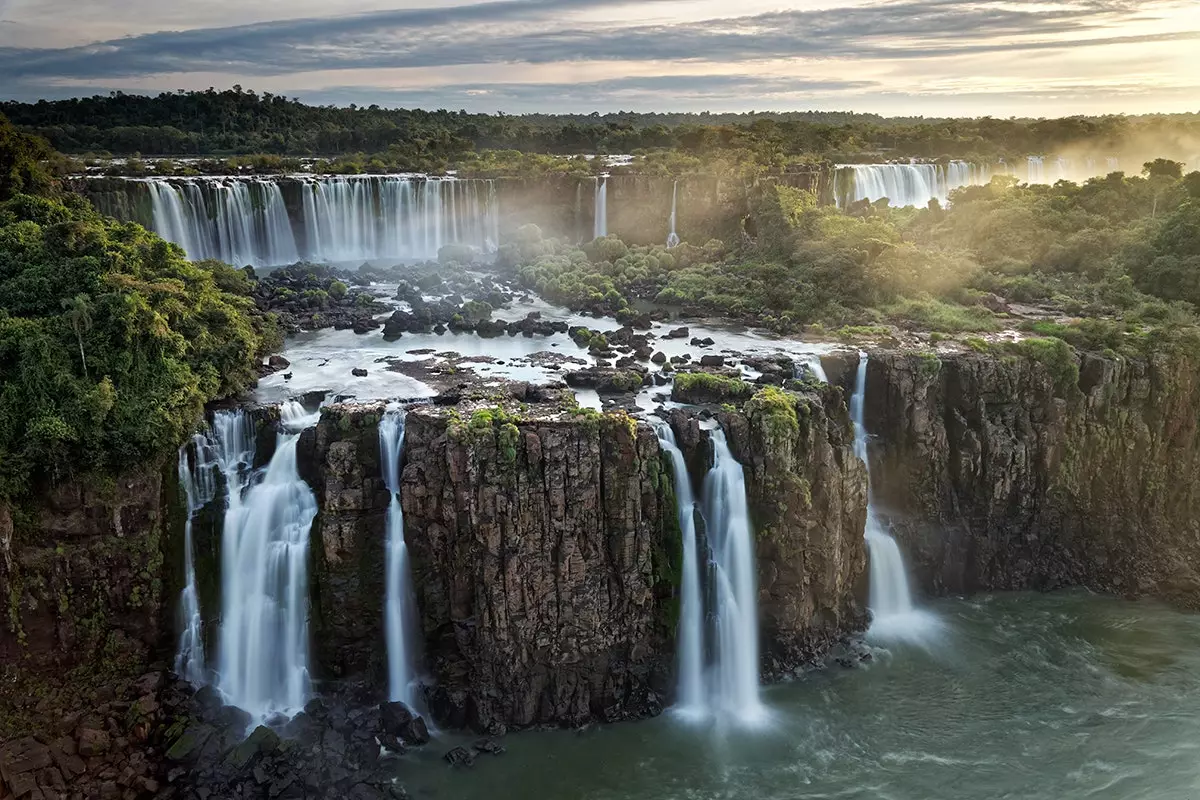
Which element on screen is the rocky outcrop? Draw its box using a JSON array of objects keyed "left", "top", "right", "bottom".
[
  {"left": 863, "top": 351, "right": 1200, "bottom": 607},
  {"left": 668, "top": 383, "right": 869, "bottom": 680},
  {"left": 399, "top": 406, "right": 675, "bottom": 732},
  {"left": 0, "top": 470, "right": 168, "bottom": 681},
  {"left": 305, "top": 405, "right": 390, "bottom": 682}
]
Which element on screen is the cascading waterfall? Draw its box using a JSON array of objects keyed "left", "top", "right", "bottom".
[
  {"left": 175, "top": 433, "right": 219, "bottom": 685},
  {"left": 666, "top": 181, "right": 681, "bottom": 248},
  {"left": 849, "top": 354, "right": 937, "bottom": 642},
  {"left": 379, "top": 407, "right": 423, "bottom": 709},
  {"left": 835, "top": 162, "right": 987, "bottom": 208},
  {"left": 702, "top": 429, "right": 764, "bottom": 723},
  {"left": 216, "top": 401, "right": 319, "bottom": 720},
  {"left": 593, "top": 176, "right": 608, "bottom": 239},
  {"left": 1027, "top": 156, "right": 1047, "bottom": 184},
  {"left": 653, "top": 423, "right": 703, "bottom": 716},
  {"left": 142, "top": 176, "right": 498, "bottom": 267}
]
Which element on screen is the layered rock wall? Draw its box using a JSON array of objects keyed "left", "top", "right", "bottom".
[
  {"left": 398, "top": 408, "right": 675, "bottom": 732},
  {"left": 863, "top": 351, "right": 1200, "bottom": 607}
]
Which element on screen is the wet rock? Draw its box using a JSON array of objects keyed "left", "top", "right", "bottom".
[
  {"left": 352, "top": 368, "right": 369, "bottom": 377},
  {"left": 689, "top": 336, "right": 715, "bottom": 348},
  {"left": 379, "top": 703, "right": 430, "bottom": 746},
  {"left": 77, "top": 728, "right": 111, "bottom": 757},
  {"left": 0, "top": 736, "right": 52, "bottom": 779},
  {"left": 443, "top": 747, "right": 475, "bottom": 768},
  {"left": 268, "top": 355, "right": 291, "bottom": 371},
  {"left": 471, "top": 738, "right": 506, "bottom": 756},
  {"left": 665, "top": 327, "right": 689, "bottom": 339},
  {"left": 651, "top": 351, "right": 667, "bottom": 364},
  {"left": 224, "top": 726, "right": 281, "bottom": 770},
  {"left": 699, "top": 355, "right": 725, "bottom": 367}
]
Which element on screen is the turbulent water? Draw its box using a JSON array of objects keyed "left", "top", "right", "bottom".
[
  {"left": 379, "top": 406, "right": 423, "bottom": 709},
  {"left": 216, "top": 402, "right": 319, "bottom": 720},
  {"left": 701, "top": 429, "right": 765, "bottom": 723},
  {"left": 403, "top": 592, "right": 1200, "bottom": 799},
  {"left": 140, "top": 176, "right": 499, "bottom": 267},
  {"left": 653, "top": 423, "right": 704, "bottom": 715}
]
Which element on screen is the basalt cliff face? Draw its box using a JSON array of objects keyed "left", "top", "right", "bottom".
[
  {"left": 397, "top": 408, "right": 674, "bottom": 732},
  {"left": 0, "top": 471, "right": 169, "bottom": 676},
  {"left": 667, "top": 384, "right": 869, "bottom": 681},
  {"left": 857, "top": 351, "right": 1200, "bottom": 608}
]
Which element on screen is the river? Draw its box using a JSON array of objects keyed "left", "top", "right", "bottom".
[{"left": 402, "top": 591, "right": 1200, "bottom": 799}]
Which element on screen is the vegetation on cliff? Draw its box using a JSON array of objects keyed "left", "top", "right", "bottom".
[
  {"left": 503, "top": 164, "right": 1200, "bottom": 356},
  {"left": 0, "top": 116, "right": 279, "bottom": 501}
]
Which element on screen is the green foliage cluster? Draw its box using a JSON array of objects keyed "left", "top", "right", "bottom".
[
  {"left": 672, "top": 373, "right": 756, "bottom": 404},
  {"left": 1008, "top": 337, "right": 1080, "bottom": 397},
  {"left": 744, "top": 387, "right": 801, "bottom": 447},
  {"left": 449, "top": 406, "right": 523, "bottom": 462},
  {"left": 0, "top": 120, "right": 276, "bottom": 499}
]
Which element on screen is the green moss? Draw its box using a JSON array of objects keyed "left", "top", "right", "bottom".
[
  {"left": 916, "top": 350, "right": 942, "bottom": 377},
  {"left": 1009, "top": 337, "right": 1080, "bottom": 397},
  {"left": 744, "top": 386, "right": 800, "bottom": 446},
  {"left": 672, "top": 372, "right": 756, "bottom": 403}
]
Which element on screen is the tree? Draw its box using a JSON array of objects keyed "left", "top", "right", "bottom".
[
  {"left": 62, "top": 293, "right": 93, "bottom": 378},
  {"left": 1144, "top": 159, "right": 1185, "bottom": 180}
]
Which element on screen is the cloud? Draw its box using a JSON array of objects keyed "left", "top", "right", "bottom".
[{"left": 0, "top": 0, "right": 1197, "bottom": 113}]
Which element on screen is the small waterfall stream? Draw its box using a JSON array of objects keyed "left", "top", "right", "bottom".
[
  {"left": 379, "top": 407, "right": 423, "bottom": 709},
  {"left": 849, "top": 354, "right": 938, "bottom": 642},
  {"left": 666, "top": 181, "right": 680, "bottom": 248},
  {"left": 702, "top": 429, "right": 764, "bottom": 723},
  {"left": 653, "top": 424, "right": 704, "bottom": 716},
  {"left": 175, "top": 433, "right": 218, "bottom": 685},
  {"left": 593, "top": 176, "right": 608, "bottom": 239},
  {"left": 216, "top": 401, "right": 319, "bottom": 720}
]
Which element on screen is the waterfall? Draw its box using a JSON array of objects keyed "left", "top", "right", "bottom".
[
  {"left": 593, "top": 176, "right": 608, "bottom": 239},
  {"left": 702, "top": 429, "right": 764, "bottom": 723},
  {"left": 666, "top": 181, "right": 681, "bottom": 248},
  {"left": 175, "top": 433, "right": 219, "bottom": 685},
  {"left": 653, "top": 423, "right": 704, "bottom": 716},
  {"left": 379, "top": 407, "right": 423, "bottom": 709},
  {"left": 849, "top": 354, "right": 938, "bottom": 643},
  {"left": 216, "top": 401, "right": 318, "bottom": 720},
  {"left": 141, "top": 176, "right": 497, "bottom": 267},
  {"left": 1106, "top": 157, "right": 1120, "bottom": 173},
  {"left": 1027, "top": 156, "right": 1046, "bottom": 184},
  {"left": 835, "top": 162, "right": 985, "bottom": 208}
]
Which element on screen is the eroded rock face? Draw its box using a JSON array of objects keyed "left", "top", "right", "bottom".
[
  {"left": 679, "top": 384, "right": 868, "bottom": 680},
  {"left": 400, "top": 408, "right": 675, "bottom": 732},
  {"left": 864, "top": 351, "right": 1200, "bottom": 607},
  {"left": 307, "top": 404, "right": 390, "bottom": 682},
  {"left": 0, "top": 470, "right": 166, "bottom": 672}
]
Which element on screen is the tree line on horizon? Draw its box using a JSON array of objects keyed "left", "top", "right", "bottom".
[{"left": 3, "top": 87, "right": 1199, "bottom": 167}]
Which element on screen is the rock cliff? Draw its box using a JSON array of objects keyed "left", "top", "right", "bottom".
[
  {"left": 398, "top": 406, "right": 675, "bottom": 732},
  {"left": 860, "top": 350, "right": 1200, "bottom": 607}
]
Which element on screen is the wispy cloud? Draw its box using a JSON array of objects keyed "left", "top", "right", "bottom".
[{"left": 1, "top": 0, "right": 1197, "bottom": 113}]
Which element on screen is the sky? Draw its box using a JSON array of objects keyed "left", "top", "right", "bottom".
[{"left": 1, "top": 0, "right": 1198, "bottom": 115}]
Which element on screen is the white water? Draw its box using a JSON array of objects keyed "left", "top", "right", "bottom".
[
  {"left": 653, "top": 423, "right": 704, "bottom": 716},
  {"left": 594, "top": 176, "right": 608, "bottom": 239},
  {"left": 849, "top": 354, "right": 939, "bottom": 643},
  {"left": 175, "top": 433, "right": 219, "bottom": 685},
  {"left": 666, "top": 181, "right": 681, "bottom": 248},
  {"left": 836, "top": 162, "right": 989, "bottom": 208},
  {"left": 379, "top": 406, "right": 423, "bottom": 709},
  {"left": 143, "top": 176, "right": 499, "bottom": 267},
  {"left": 701, "top": 429, "right": 765, "bottom": 724},
  {"left": 216, "top": 401, "right": 319, "bottom": 720}
]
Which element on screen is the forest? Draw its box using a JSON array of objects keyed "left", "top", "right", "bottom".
[
  {"left": 0, "top": 115, "right": 277, "bottom": 502},
  {"left": 4, "top": 88, "right": 1200, "bottom": 171}
]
